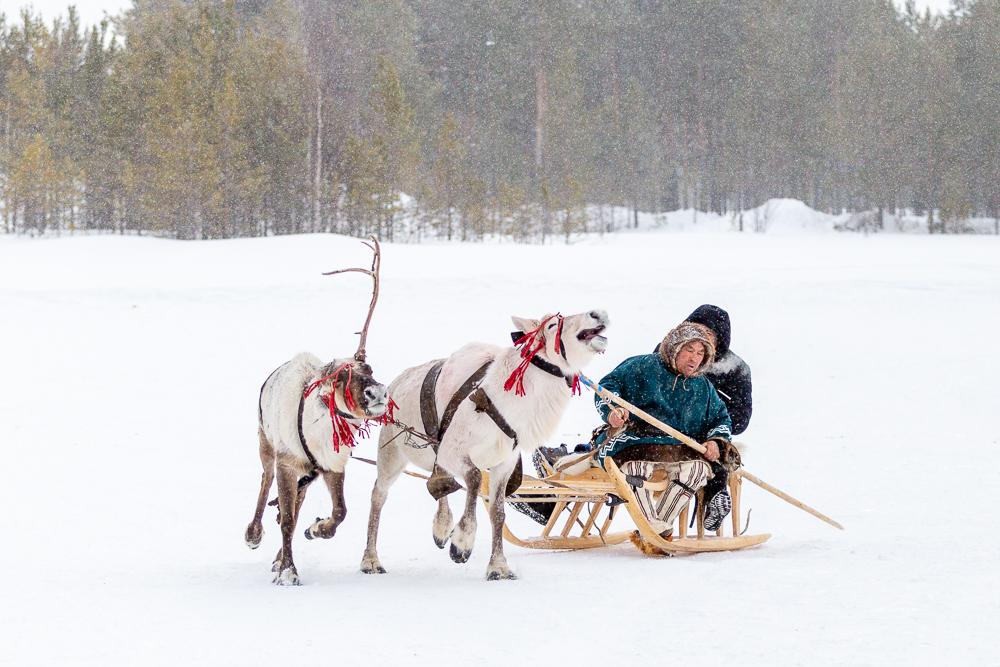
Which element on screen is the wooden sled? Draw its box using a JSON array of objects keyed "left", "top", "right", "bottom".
[
  {"left": 483, "top": 456, "right": 770, "bottom": 556},
  {"left": 484, "top": 467, "right": 633, "bottom": 550}
]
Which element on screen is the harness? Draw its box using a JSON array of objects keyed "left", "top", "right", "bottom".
[
  {"left": 293, "top": 360, "right": 399, "bottom": 487},
  {"left": 417, "top": 360, "right": 525, "bottom": 500},
  {"left": 469, "top": 387, "right": 518, "bottom": 448},
  {"left": 417, "top": 346, "right": 582, "bottom": 452},
  {"left": 296, "top": 391, "right": 321, "bottom": 488},
  {"left": 413, "top": 317, "right": 586, "bottom": 455},
  {"left": 294, "top": 383, "right": 367, "bottom": 488},
  {"left": 418, "top": 359, "right": 493, "bottom": 450},
  {"left": 525, "top": 351, "right": 577, "bottom": 390}
]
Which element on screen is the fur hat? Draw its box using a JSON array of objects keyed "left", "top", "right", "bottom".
[
  {"left": 659, "top": 321, "right": 717, "bottom": 376},
  {"left": 686, "top": 304, "right": 731, "bottom": 357}
]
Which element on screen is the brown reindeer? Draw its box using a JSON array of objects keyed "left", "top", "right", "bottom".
[{"left": 245, "top": 238, "right": 391, "bottom": 585}]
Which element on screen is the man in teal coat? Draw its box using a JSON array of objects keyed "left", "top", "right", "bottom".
[{"left": 594, "top": 320, "right": 732, "bottom": 552}]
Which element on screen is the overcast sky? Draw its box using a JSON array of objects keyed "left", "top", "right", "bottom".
[
  {"left": 12, "top": 0, "right": 959, "bottom": 31},
  {"left": 11, "top": 1, "right": 132, "bottom": 28}
]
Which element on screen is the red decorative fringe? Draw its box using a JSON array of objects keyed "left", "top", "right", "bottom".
[
  {"left": 571, "top": 375, "right": 581, "bottom": 396},
  {"left": 376, "top": 397, "right": 399, "bottom": 426},
  {"left": 504, "top": 314, "right": 559, "bottom": 397},
  {"left": 304, "top": 364, "right": 398, "bottom": 454},
  {"left": 304, "top": 362, "right": 357, "bottom": 453}
]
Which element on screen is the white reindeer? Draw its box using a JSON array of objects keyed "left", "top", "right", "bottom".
[{"left": 361, "top": 309, "right": 609, "bottom": 580}]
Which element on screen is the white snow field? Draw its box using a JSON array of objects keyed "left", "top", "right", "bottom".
[{"left": 1, "top": 230, "right": 998, "bottom": 666}]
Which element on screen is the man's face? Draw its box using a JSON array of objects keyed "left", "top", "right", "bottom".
[{"left": 675, "top": 341, "right": 706, "bottom": 378}]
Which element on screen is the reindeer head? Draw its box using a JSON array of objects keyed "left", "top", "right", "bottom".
[
  {"left": 510, "top": 309, "right": 609, "bottom": 373},
  {"left": 314, "top": 359, "right": 390, "bottom": 420}
]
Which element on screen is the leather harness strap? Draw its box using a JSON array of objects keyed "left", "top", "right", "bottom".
[
  {"left": 468, "top": 385, "right": 523, "bottom": 496},
  {"left": 294, "top": 383, "right": 361, "bottom": 486},
  {"left": 297, "top": 390, "right": 321, "bottom": 488},
  {"left": 417, "top": 359, "right": 527, "bottom": 499},
  {"left": 529, "top": 355, "right": 575, "bottom": 388},
  {"left": 510, "top": 330, "right": 575, "bottom": 387},
  {"left": 418, "top": 359, "right": 493, "bottom": 452},
  {"left": 438, "top": 361, "right": 492, "bottom": 440},
  {"left": 419, "top": 360, "right": 446, "bottom": 440},
  {"left": 469, "top": 387, "right": 518, "bottom": 447}
]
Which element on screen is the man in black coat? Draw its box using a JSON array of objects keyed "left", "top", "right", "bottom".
[{"left": 658, "top": 305, "right": 753, "bottom": 530}]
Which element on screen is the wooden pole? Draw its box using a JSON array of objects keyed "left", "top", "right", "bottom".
[
  {"left": 578, "top": 374, "right": 844, "bottom": 531},
  {"left": 580, "top": 374, "right": 707, "bottom": 453},
  {"left": 735, "top": 469, "right": 844, "bottom": 530},
  {"left": 352, "top": 456, "right": 434, "bottom": 483}
]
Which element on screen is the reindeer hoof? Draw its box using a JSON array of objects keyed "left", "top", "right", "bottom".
[
  {"left": 433, "top": 530, "right": 452, "bottom": 549},
  {"left": 272, "top": 567, "right": 300, "bottom": 586},
  {"left": 306, "top": 518, "right": 337, "bottom": 540},
  {"left": 245, "top": 524, "right": 263, "bottom": 549},
  {"left": 360, "top": 553, "right": 386, "bottom": 574},
  {"left": 449, "top": 543, "right": 471, "bottom": 564},
  {"left": 486, "top": 569, "right": 518, "bottom": 581}
]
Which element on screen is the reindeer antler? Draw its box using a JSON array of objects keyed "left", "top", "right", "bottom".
[{"left": 323, "top": 236, "right": 381, "bottom": 362}]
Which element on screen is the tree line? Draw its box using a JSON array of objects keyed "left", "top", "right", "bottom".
[{"left": 1, "top": 0, "right": 997, "bottom": 240}]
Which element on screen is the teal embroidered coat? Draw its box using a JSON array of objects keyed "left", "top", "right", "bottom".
[{"left": 593, "top": 354, "right": 732, "bottom": 463}]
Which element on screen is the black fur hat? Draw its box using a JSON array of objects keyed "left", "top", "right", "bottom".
[{"left": 685, "top": 304, "right": 731, "bottom": 357}]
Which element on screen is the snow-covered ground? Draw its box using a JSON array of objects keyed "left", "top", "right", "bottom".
[{"left": 2, "top": 231, "right": 998, "bottom": 666}]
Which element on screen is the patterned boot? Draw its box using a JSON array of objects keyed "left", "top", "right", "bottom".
[{"left": 703, "top": 488, "right": 732, "bottom": 532}]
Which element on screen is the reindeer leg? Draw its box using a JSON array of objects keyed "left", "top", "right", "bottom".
[
  {"left": 361, "top": 428, "right": 408, "bottom": 574},
  {"left": 486, "top": 456, "right": 518, "bottom": 581},
  {"left": 304, "top": 471, "right": 346, "bottom": 540},
  {"left": 449, "top": 464, "right": 481, "bottom": 564},
  {"left": 272, "top": 472, "right": 314, "bottom": 571},
  {"left": 272, "top": 457, "right": 302, "bottom": 586},
  {"left": 432, "top": 495, "right": 454, "bottom": 549},
  {"left": 245, "top": 428, "right": 274, "bottom": 550}
]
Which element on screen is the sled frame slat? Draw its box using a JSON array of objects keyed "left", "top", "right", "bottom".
[{"left": 560, "top": 501, "right": 586, "bottom": 538}]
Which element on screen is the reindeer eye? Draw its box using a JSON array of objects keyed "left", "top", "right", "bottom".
[{"left": 547, "top": 323, "right": 557, "bottom": 330}]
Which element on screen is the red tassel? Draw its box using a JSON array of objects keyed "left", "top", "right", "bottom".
[
  {"left": 504, "top": 314, "right": 559, "bottom": 397},
  {"left": 571, "top": 375, "right": 581, "bottom": 396},
  {"left": 304, "top": 362, "right": 359, "bottom": 453},
  {"left": 331, "top": 410, "right": 355, "bottom": 453},
  {"left": 376, "top": 397, "right": 399, "bottom": 425},
  {"left": 342, "top": 365, "right": 357, "bottom": 412}
]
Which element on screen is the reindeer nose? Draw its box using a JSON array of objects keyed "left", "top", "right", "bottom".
[
  {"left": 365, "top": 385, "right": 387, "bottom": 403},
  {"left": 589, "top": 310, "right": 608, "bottom": 323}
]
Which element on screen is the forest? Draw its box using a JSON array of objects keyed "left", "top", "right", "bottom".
[{"left": 1, "top": 0, "right": 997, "bottom": 240}]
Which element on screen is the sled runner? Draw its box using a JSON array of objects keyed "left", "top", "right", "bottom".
[{"left": 482, "top": 454, "right": 770, "bottom": 555}]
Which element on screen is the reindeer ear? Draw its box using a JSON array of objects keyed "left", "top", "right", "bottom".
[{"left": 511, "top": 316, "right": 541, "bottom": 332}]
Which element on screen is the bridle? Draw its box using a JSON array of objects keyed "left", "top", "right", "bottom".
[{"left": 503, "top": 314, "right": 580, "bottom": 397}]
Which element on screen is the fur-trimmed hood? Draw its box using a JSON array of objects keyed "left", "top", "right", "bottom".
[{"left": 658, "top": 321, "right": 717, "bottom": 376}]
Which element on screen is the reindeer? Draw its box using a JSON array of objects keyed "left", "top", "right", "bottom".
[
  {"left": 361, "top": 310, "right": 609, "bottom": 580},
  {"left": 245, "top": 238, "right": 391, "bottom": 586}
]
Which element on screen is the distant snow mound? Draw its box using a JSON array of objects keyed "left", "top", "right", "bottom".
[
  {"left": 746, "top": 198, "right": 838, "bottom": 234},
  {"left": 584, "top": 198, "right": 841, "bottom": 236}
]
